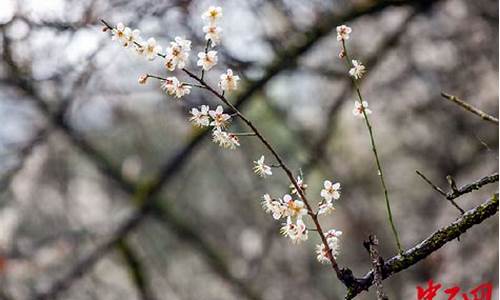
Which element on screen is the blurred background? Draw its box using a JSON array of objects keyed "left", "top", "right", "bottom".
[{"left": 0, "top": 0, "right": 498, "bottom": 299}]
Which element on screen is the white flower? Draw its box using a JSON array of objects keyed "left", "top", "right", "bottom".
[
  {"left": 290, "top": 176, "right": 308, "bottom": 195},
  {"left": 318, "top": 201, "right": 335, "bottom": 215},
  {"left": 189, "top": 105, "right": 210, "bottom": 127},
  {"left": 352, "top": 101, "right": 372, "bottom": 118},
  {"left": 123, "top": 27, "right": 140, "bottom": 47},
  {"left": 325, "top": 229, "right": 343, "bottom": 239},
  {"left": 165, "top": 37, "right": 191, "bottom": 71},
  {"left": 349, "top": 59, "right": 366, "bottom": 79},
  {"left": 138, "top": 37, "right": 162, "bottom": 60},
  {"left": 253, "top": 155, "right": 272, "bottom": 177},
  {"left": 209, "top": 105, "right": 231, "bottom": 129},
  {"left": 316, "top": 230, "right": 342, "bottom": 264},
  {"left": 280, "top": 217, "right": 308, "bottom": 244},
  {"left": 161, "top": 77, "right": 191, "bottom": 98},
  {"left": 202, "top": 6, "right": 222, "bottom": 24},
  {"left": 173, "top": 36, "right": 192, "bottom": 51},
  {"left": 212, "top": 129, "right": 239, "bottom": 149},
  {"left": 262, "top": 194, "right": 285, "bottom": 220},
  {"left": 203, "top": 24, "right": 222, "bottom": 46},
  {"left": 175, "top": 84, "right": 192, "bottom": 98},
  {"left": 316, "top": 243, "right": 331, "bottom": 264},
  {"left": 111, "top": 22, "right": 127, "bottom": 43},
  {"left": 336, "top": 25, "right": 352, "bottom": 41},
  {"left": 328, "top": 236, "right": 340, "bottom": 258},
  {"left": 138, "top": 74, "right": 148, "bottom": 85},
  {"left": 282, "top": 194, "right": 308, "bottom": 219},
  {"left": 197, "top": 51, "right": 218, "bottom": 71},
  {"left": 320, "top": 180, "right": 341, "bottom": 202},
  {"left": 219, "top": 69, "right": 240, "bottom": 92}
]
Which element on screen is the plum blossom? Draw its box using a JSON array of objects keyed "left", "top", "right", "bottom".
[
  {"left": 262, "top": 194, "right": 285, "bottom": 220},
  {"left": 209, "top": 105, "right": 231, "bottom": 128},
  {"left": 318, "top": 201, "right": 335, "bottom": 216},
  {"left": 165, "top": 37, "right": 191, "bottom": 71},
  {"left": 349, "top": 59, "right": 366, "bottom": 79},
  {"left": 336, "top": 25, "right": 352, "bottom": 41},
  {"left": 161, "top": 77, "right": 191, "bottom": 98},
  {"left": 203, "top": 24, "right": 222, "bottom": 46},
  {"left": 212, "top": 129, "right": 239, "bottom": 149},
  {"left": 352, "top": 101, "right": 372, "bottom": 118},
  {"left": 219, "top": 69, "right": 240, "bottom": 92},
  {"left": 138, "top": 38, "right": 162, "bottom": 60},
  {"left": 253, "top": 155, "right": 272, "bottom": 177},
  {"left": 189, "top": 105, "right": 210, "bottom": 127},
  {"left": 202, "top": 6, "right": 222, "bottom": 24},
  {"left": 197, "top": 50, "right": 218, "bottom": 71},
  {"left": 290, "top": 175, "right": 308, "bottom": 195},
  {"left": 316, "top": 229, "right": 342, "bottom": 264},
  {"left": 282, "top": 194, "right": 308, "bottom": 219},
  {"left": 111, "top": 23, "right": 127, "bottom": 43},
  {"left": 280, "top": 217, "right": 308, "bottom": 244},
  {"left": 123, "top": 27, "right": 140, "bottom": 47},
  {"left": 320, "top": 180, "right": 341, "bottom": 202},
  {"left": 325, "top": 229, "right": 343, "bottom": 239},
  {"left": 138, "top": 74, "right": 148, "bottom": 85}
]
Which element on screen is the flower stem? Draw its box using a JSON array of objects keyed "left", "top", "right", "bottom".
[
  {"left": 341, "top": 40, "right": 403, "bottom": 254},
  {"left": 181, "top": 67, "right": 345, "bottom": 279}
]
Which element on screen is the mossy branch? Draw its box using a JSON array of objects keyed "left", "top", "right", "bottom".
[{"left": 345, "top": 193, "right": 498, "bottom": 299}]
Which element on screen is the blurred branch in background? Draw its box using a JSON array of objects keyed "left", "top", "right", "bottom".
[{"left": 118, "top": 239, "right": 156, "bottom": 300}]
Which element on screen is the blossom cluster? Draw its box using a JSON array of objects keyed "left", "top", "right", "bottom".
[
  {"left": 336, "top": 25, "right": 372, "bottom": 119},
  {"left": 108, "top": 6, "right": 239, "bottom": 101},
  {"left": 189, "top": 104, "right": 240, "bottom": 149},
  {"left": 262, "top": 193, "right": 308, "bottom": 244},
  {"left": 110, "top": 22, "right": 161, "bottom": 60},
  {"left": 261, "top": 176, "right": 343, "bottom": 260},
  {"left": 105, "top": 7, "right": 348, "bottom": 266}
]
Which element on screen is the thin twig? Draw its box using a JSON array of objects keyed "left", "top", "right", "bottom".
[
  {"left": 146, "top": 74, "right": 166, "bottom": 81},
  {"left": 441, "top": 92, "right": 499, "bottom": 125},
  {"left": 415, "top": 170, "right": 465, "bottom": 214},
  {"left": 363, "top": 235, "right": 388, "bottom": 300},
  {"left": 446, "top": 173, "right": 499, "bottom": 200},
  {"left": 341, "top": 40, "right": 403, "bottom": 253}
]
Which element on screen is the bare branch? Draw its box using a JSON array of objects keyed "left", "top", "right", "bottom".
[
  {"left": 363, "top": 235, "right": 388, "bottom": 300},
  {"left": 446, "top": 173, "right": 499, "bottom": 200},
  {"left": 441, "top": 92, "right": 499, "bottom": 125},
  {"left": 415, "top": 170, "right": 465, "bottom": 213}
]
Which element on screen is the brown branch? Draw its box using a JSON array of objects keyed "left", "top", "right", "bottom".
[
  {"left": 345, "top": 193, "right": 499, "bottom": 299},
  {"left": 363, "top": 235, "right": 388, "bottom": 300},
  {"left": 441, "top": 92, "right": 499, "bottom": 125}
]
